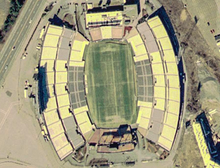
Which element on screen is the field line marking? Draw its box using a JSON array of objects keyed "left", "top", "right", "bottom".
[{"left": 111, "top": 50, "right": 118, "bottom": 116}]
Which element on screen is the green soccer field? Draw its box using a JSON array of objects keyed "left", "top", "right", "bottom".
[{"left": 85, "top": 40, "right": 137, "bottom": 128}]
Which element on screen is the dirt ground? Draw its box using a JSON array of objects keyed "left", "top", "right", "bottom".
[
  {"left": 173, "top": 128, "right": 204, "bottom": 168},
  {"left": 0, "top": 0, "right": 10, "bottom": 29}
]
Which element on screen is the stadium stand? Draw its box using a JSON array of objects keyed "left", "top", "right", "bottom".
[
  {"left": 100, "top": 26, "right": 112, "bottom": 39},
  {"left": 69, "top": 32, "right": 89, "bottom": 62},
  {"left": 68, "top": 66, "right": 87, "bottom": 109},
  {"left": 147, "top": 16, "right": 180, "bottom": 151},
  {"left": 89, "top": 27, "right": 102, "bottom": 41},
  {"left": 73, "top": 106, "right": 94, "bottom": 140},
  {"left": 128, "top": 15, "right": 180, "bottom": 151},
  {"left": 126, "top": 27, "right": 149, "bottom": 62},
  {"left": 112, "top": 26, "right": 124, "bottom": 39},
  {"left": 40, "top": 25, "right": 86, "bottom": 160},
  {"left": 66, "top": 32, "right": 94, "bottom": 141},
  {"left": 89, "top": 26, "right": 124, "bottom": 41},
  {"left": 68, "top": 32, "right": 88, "bottom": 110},
  {"left": 126, "top": 27, "right": 153, "bottom": 138}
]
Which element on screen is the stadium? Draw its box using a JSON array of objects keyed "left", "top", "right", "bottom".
[{"left": 38, "top": 0, "right": 184, "bottom": 165}]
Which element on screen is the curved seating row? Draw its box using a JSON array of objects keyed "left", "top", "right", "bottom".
[
  {"left": 40, "top": 25, "right": 84, "bottom": 160},
  {"left": 126, "top": 27, "right": 149, "bottom": 62},
  {"left": 125, "top": 27, "right": 154, "bottom": 139},
  {"left": 147, "top": 16, "right": 180, "bottom": 151},
  {"left": 67, "top": 32, "right": 94, "bottom": 140},
  {"left": 68, "top": 66, "right": 87, "bottom": 109},
  {"left": 128, "top": 16, "right": 180, "bottom": 151},
  {"left": 89, "top": 26, "right": 124, "bottom": 41}
]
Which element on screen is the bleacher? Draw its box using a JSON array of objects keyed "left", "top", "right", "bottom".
[
  {"left": 67, "top": 32, "right": 94, "bottom": 140},
  {"left": 89, "top": 26, "right": 124, "bottom": 41},
  {"left": 147, "top": 16, "right": 180, "bottom": 151},
  {"left": 126, "top": 27, "right": 154, "bottom": 138},
  {"left": 126, "top": 27, "right": 149, "bottom": 62},
  {"left": 73, "top": 106, "right": 94, "bottom": 140},
  {"left": 40, "top": 25, "right": 85, "bottom": 160},
  {"left": 127, "top": 15, "right": 180, "bottom": 151}
]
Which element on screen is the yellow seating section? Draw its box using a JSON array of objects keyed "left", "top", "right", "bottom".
[
  {"left": 73, "top": 106, "right": 93, "bottom": 137},
  {"left": 134, "top": 54, "right": 149, "bottom": 62},
  {"left": 56, "top": 71, "right": 67, "bottom": 84},
  {"left": 137, "top": 101, "right": 152, "bottom": 108},
  {"left": 47, "top": 25, "right": 63, "bottom": 35},
  {"left": 46, "top": 72, "right": 54, "bottom": 85},
  {"left": 57, "top": 143, "right": 73, "bottom": 160},
  {"left": 59, "top": 106, "right": 72, "bottom": 119},
  {"left": 169, "top": 88, "right": 180, "bottom": 102},
  {"left": 56, "top": 60, "right": 66, "bottom": 72},
  {"left": 47, "top": 84, "right": 54, "bottom": 98},
  {"left": 158, "top": 38, "right": 172, "bottom": 50},
  {"left": 126, "top": 28, "right": 149, "bottom": 62},
  {"left": 157, "top": 136, "right": 172, "bottom": 151},
  {"left": 57, "top": 94, "right": 69, "bottom": 108},
  {"left": 163, "top": 112, "right": 178, "bottom": 128},
  {"left": 40, "top": 60, "right": 54, "bottom": 72},
  {"left": 154, "top": 75, "right": 165, "bottom": 87},
  {"left": 70, "top": 33, "right": 89, "bottom": 62},
  {"left": 41, "top": 47, "right": 57, "bottom": 60},
  {"left": 138, "top": 117, "right": 150, "bottom": 130},
  {"left": 135, "top": 44, "right": 148, "bottom": 56},
  {"left": 52, "top": 133, "right": 69, "bottom": 151},
  {"left": 44, "top": 110, "right": 59, "bottom": 126},
  {"left": 75, "top": 111, "right": 93, "bottom": 136},
  {"left": 163, "top": 50, "right": 176, "bottom": 62},
  {"left": 154, "top": 86, "right": 165, "bottom": 99},
  {"left": 154, "top": 98, "right": 165, "bottom": 111},
  {"left": 151, "top": 51, "right": 162, "bottom": 63},
  {"left": 147, "top": 17, "right": 161, "bottom": 28},
  {"left": 51, "top": 133, "right": 73, "bottom": 160},
  {"left": 55, "top": 83, "right": 67, "bottom": 96},
  {"left": 168, "top": 101, "right": 180, "bottom": 115},
  {"left": 158, "top": 125, "right": 176, "bottom": 149},
  {"left": 44, "top": 34, "right": 59, "bottom": 47},
  {"left": 69, "top": 61, "right": 85, "bottom": 67},
  {"left": 134, "top": 16, "right": 181, "bottom": 151},
  {"left": 74, "top": 106, "right": 89, "bottom": 115},
  {"left": 48, "top": 120, "right": 64, "bottom": 139},
  {"left": 41, "top": 25, "right": 80, "bottom": 160},
  {"left": 167, "top": 75, "right": 179, "bottom": 88},
  {"left": 151, "top": 63, "right": 164, "bottom": 75},
  {"left": 45, "top": 97, "right": 57, "bottom": 112},
  {"left": 165, "top": 62, "right": 178, "bottom": 75},
  {"left": 101, "top": 26, "right": 112, "bottom": 39}
]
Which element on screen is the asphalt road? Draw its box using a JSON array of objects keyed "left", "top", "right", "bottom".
[{"left": 0, "top": 0, "right": 46, "bottom": 85}]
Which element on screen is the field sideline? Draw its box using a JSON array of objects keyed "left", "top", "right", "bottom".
[{"left": 85, "top": 40, "right": 137, "bottom": 128}]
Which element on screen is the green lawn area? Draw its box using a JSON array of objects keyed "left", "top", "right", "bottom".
[{"left": 85, "top": 40, "right": 137, "bottom": 128}]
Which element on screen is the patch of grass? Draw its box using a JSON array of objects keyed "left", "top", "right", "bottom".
[{"left": 85, "top": 40, "right": 137, "bottom": 128}]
